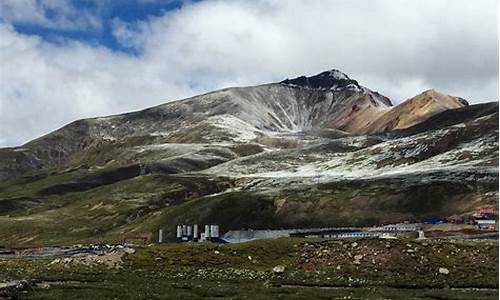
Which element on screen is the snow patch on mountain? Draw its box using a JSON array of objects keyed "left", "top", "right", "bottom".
[
  {"left": 327, "top": 69, "right": 350, "bottom": 80},
  {"left": 199, "top": 116, "right": 497, "bottom": 184},
  {"left": 206, "top": 114, "right": 263, "bottom": 143}
]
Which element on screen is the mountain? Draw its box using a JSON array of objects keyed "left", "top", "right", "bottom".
[
  {"left": 360, "top": 89, "right": 469, "bottom": 134},
  {"left": 0, "top": 69, "right": 392, "bottom": 179},
  {"left": 0, "top": 69, "right": 497, "bottom": 246}
]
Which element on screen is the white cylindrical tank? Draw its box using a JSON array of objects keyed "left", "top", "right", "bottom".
[
  {"left": 205, "top": 225, "right": 211, "bottom": 238},
  {"left": 176, "top": 225, "right": 182, "bottom": 238},
  {"left": 158, "top": 229, "right": 164, "bottom": 243},
  {"left": 187, "top": 225, "right": 192, "bottom": 237},
  {"left": 182, "top": 225, "right": 187, "bottom": 236},
  {"left": 211, "top": 225, "right": 219, "bottom": 238},
  {"left": 193, "top": 224, "right": 199, "bottom": 239}
]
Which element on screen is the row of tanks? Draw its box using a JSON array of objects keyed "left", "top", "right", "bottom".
[{"left": 175, "top": 224, "right": 220, "bottom": 242}]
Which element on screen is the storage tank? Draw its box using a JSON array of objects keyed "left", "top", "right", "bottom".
[
  {"left": 193, "top": 224, "right": 199, "bottom": 239},
  {"left": 176, "top": 225, "right": 182, "bottom": 238},
  {"left": 205, "top": 225, "right": 211, "bottom": 238},
  {"left": 158, "top": 228, "right": 164, "bottom": 243},
  {"left": 187, "top": 225, "right": 193, "bottom": 237},
  {"left": 210, "top": 225, "right": 219, "bottom": 238}
]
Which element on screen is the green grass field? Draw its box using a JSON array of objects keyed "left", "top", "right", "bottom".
[{"left": 1, "top": 238, "right": 498, "bottom": 299}]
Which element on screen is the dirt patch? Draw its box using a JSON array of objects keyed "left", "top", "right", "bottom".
[{"left": 48, "top": 251, "right": 127, "bottom": 269}]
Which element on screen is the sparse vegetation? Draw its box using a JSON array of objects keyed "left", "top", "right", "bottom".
[{"left": 0, "top": 238, "right": 497, "bottom": 299}]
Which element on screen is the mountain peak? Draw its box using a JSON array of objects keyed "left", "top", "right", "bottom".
[
  {"left": 360, "top": 89, "right": 470, "bottom": 134},
  {"left": 280, "top": 68, "right": 361, "bottom": 91},
  {"left": 320, "top": 69, "right": 350, "bottom": 80},
  {"left": 420, "top": 89, "right": 447, "bottom": 98},
  {"left": 418, "top": 89, "right": 469, "bottom": 106}
]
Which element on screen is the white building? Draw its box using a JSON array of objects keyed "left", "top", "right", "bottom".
[
  {"left": 383, "top": 223, "right": 420, "bottom": 232},
  {"left": 475, "top": 219, "right": 496, "bottom": 229}
]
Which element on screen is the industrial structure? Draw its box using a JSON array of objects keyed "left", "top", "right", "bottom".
[
  {"left": 156, "top": 217, "right": 497, "bottom": 244},
  {"left": 157, "top": 224, "right": 223, "bottom": 243},
  {"left": 223, "top": 224, "right": 423, "bottom": 243},
  {"left": 472, "top": 207, "right": 498, "bottom": 230},
  {"left": 382, "top": 223, "right": 421, "bottom": 232},
  {"left": 475, "top": 219, "right": 497, "bottom": 230}
]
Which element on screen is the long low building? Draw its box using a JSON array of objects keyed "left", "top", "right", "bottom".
[
  {"left": 222, "top": 229, "right": 301, "bottom": 243},
  {"left": 308, "top": 231, "right": 382, "bottom": 238},
  {"left": 223, "top": 227, "right": 358, "bottom": 243},
  {"left": 475, "top": 219, "right": 497, "bottom": 229},
  {"left": 222, "top": 225, "right": 421, "bottom": 243},
  {"left": 383, "top": 223, "right": 421, "bottom": 232}
]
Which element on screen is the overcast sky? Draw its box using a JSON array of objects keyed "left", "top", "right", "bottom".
[{"left": 0, "top": 0, "right": 498, "bottom": 147}]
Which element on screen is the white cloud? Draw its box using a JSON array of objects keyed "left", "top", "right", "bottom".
[
  {"left": 0, "top": 0, "right": 101, "bottom": 30},
  {"left": 0, "top": 23, "right": 192, "bottom": 147},
  {"left": 0, "top": 0, "right": 498, "bottom": 147},
  {"left": 111, "top": 18, "right": 148, "bottom": 52}
]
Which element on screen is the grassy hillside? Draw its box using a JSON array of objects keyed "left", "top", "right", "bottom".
[{"left": 0, "top": 167, "right": 496, "bottom": 246}]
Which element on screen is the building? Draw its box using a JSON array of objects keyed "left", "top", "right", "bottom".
[
  {"left": 383, "top": 223, "right": 420, "bottom": 232},
  {"left": 328, "top": 231, "right": 381, "bottom": 238},
  {"left": 224, "top": 227, "right": 389, "bottom": 242},
  {"left": 473, "top": 207, "right": 498, "bottom": 217},
  {"left": 222, "top": 229, "right": 294, "bottom": 243},
  {"left": 475, "top": 219, "right": 496, "bottom": 230}
]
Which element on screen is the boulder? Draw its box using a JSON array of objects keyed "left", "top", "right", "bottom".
[
  {"left": 272, "top": 265, "right": 285, "bottom": 274},
  {"left": 123, "top": 248, "right": 135, "bottom": 254}
]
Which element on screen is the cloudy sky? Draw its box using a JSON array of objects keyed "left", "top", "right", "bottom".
[{"left": 0, "top": 0, "right": 498, "bottom": 147}]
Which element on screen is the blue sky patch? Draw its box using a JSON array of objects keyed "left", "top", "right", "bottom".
[{"left": 8, "top": 0, "right": 196, "bottom": 54}]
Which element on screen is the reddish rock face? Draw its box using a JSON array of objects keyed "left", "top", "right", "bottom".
[{"left": 360, "top": 89, "right": 469, "bottom": 134}]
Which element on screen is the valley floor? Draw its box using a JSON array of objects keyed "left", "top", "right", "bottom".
[{"left": 0, "top": 238, "right": 498, "bottom": 299}]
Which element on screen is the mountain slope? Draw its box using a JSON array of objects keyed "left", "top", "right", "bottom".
[
  {"left": 390, "top": 101, "right": 498, "bottom": 138},
  {"left": 1, "top": 69, "right": 392, "bottom": 180},
  {"left": 361, "top": 89, "right": 468, "bottom": 134},
  {"left": 0, "top": 69, "right": 497, "bottom": 246}
]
